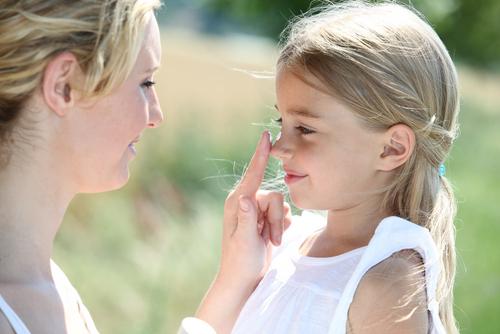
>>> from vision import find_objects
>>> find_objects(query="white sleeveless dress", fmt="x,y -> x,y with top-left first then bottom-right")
232,211 -> 446,334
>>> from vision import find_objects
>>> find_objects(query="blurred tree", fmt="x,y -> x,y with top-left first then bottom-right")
199,0 -> 500,67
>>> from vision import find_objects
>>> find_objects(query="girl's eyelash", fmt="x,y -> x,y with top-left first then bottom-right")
273,117 -> 315,135
142,80 -> 156,88
296,126 -> 315,135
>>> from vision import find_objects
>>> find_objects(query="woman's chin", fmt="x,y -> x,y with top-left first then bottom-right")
79,170 -> 130,194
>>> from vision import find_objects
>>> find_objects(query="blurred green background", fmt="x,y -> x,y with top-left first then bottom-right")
53,1 -> 500,333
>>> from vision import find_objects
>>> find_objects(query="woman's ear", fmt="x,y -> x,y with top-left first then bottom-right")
377,123 -> 415,172
41,52 -> 79,116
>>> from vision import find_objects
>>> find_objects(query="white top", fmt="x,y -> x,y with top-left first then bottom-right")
232,211 -> 447,334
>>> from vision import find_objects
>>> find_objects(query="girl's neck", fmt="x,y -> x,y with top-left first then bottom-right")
324,198 -> 392,249
0,155 -> 74,285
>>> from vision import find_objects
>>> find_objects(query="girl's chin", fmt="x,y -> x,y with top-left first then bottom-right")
289,193 -> 332,211
289,193 -> 317,211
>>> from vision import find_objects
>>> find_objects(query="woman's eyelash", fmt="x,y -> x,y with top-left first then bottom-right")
273,117 -> 315,135
142,80 -> 156,88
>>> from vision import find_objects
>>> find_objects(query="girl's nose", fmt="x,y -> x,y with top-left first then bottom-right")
270,132 -> 293,160
148,92 -> 164,128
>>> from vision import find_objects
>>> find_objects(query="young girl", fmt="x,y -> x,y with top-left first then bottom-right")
229,1 -> 460,333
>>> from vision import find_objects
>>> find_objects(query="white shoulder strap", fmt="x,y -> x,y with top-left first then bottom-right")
327,216 -> 446,334
0,295 -> 32,334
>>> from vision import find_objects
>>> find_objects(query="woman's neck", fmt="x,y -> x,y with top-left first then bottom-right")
0,155 -> 74,285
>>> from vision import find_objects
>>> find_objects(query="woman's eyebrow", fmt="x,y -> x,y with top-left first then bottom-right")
274,104 -> 321,119
144,66 -> 159,74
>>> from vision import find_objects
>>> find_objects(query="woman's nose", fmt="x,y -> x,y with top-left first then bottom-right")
148,92 -> 164,128
270,132 -> 293,160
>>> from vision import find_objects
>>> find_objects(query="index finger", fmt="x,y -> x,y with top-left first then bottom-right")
237,131 -> 271,196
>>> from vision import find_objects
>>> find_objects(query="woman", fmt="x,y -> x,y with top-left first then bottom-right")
0,1 -> 287,333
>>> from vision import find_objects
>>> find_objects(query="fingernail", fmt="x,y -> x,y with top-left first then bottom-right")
261,131 -> 270,147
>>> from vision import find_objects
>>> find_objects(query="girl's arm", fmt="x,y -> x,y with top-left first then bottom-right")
347,250 -> 429,334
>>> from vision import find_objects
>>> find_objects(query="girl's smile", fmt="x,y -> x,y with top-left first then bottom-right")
283,167 -> 307,185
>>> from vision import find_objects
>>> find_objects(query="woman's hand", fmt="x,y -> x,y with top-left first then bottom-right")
196,131 -> 291,334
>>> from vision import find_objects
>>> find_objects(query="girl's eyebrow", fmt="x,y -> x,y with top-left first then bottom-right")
274,104 -> 321,119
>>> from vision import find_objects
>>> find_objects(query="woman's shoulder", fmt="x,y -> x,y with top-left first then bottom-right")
0,316 -> 16,334
0,298 -> 16,334
0,281 -> 67,334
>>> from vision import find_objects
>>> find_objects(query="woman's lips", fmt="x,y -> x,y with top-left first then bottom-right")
284,169 -> 307,185
128,143 -> 137,155
128,136 -> 141,156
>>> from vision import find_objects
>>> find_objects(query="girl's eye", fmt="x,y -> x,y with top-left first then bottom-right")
296,125 -> 315,135
141,80 -> 156,89
274,118 -> 315,135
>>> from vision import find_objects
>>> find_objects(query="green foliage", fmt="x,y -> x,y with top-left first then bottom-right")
201,0 -> 500,66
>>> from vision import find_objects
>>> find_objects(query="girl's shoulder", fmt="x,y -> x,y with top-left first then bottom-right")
330,216 -> 442,334
347,249 -> 429,333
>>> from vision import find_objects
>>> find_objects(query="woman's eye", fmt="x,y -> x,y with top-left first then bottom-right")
274,117 -> 283,125
296,125 -> 315,135
141,80 -> 156,89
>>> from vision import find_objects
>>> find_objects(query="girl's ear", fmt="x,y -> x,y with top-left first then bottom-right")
377,123 -> 415,172
41,52 -> 79,117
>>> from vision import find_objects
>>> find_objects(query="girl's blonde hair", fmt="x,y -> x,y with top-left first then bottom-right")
278,1 -> 459,332
0,0 -> 161,157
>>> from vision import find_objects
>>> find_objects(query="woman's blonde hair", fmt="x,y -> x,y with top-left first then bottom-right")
0,0 -> 161,155
278,1 -> 459,332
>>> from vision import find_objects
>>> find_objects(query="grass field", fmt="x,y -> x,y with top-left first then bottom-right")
53,28 -> 500,333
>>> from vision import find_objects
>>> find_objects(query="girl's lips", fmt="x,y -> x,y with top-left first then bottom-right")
284,170 -> 307,185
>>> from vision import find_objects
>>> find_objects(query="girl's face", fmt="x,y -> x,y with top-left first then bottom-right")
272,69 -> 386,211
64,14 -> 163,193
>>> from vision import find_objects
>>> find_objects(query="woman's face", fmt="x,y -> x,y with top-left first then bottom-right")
64,13 -> 163,193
